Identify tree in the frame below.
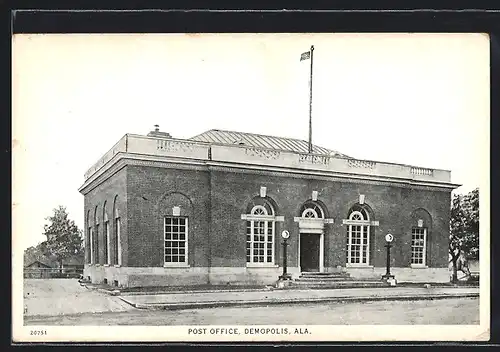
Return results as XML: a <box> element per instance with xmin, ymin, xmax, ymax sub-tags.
<box><xmin>23</xmin><ymin>242</ymin><xmax>54</xmax><ymax>267</ymax></box>
<box><xmin>449</xmin><ymin>188</ymin><xmax>479</xmax><ymax>282</ymax></box>
<box><xmin>41</xmin><ymin>206</ymin><xmax>83</xmax><ymax>272</ymax></box>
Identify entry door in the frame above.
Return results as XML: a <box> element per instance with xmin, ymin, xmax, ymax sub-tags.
<box><xmin>300</xmin><ymin>234</ymin><xmax>320</xmax><ymax>272</ymax></box>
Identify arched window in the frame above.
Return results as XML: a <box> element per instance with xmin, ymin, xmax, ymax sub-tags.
<box><xmin>410</xmin><ymin>208</ymin><xmax>431</xmax><ymax>267</ymax></box>
<box><xmin>300</xmin><ymin>201</ymin><xmax>324</xmax><ymax>219</ymax></box>
<box><xmin>86</xmin><ymin>210</ymin><xmax>92</xmax><ymax>264</ymax></box>
<box><xmin>113</xmin><ymin>196</ymin><xmax>122</xmax><ymax>266</ymax></box>
<box><xmin>94</xmin><ymin>206</ymin><xmax>99</xmax><ymax>264</ymax></box>
<box><xmin>103</xmin><ymin>201</ymin><xmax>110</xmax><ymax>265</ymax></box>
<box><xmin>346</xmin><ymin>204</ymin><xmax>371</xmax><ymax>265</ymax></box>
<box><xmin>411</xmin><ymin>228</ymin><xmax>427</xmax><ymax>266</ymax></box>
<box><xmin>245</xmin><ymin>198</ymin><xmax>276</xmax><ymax>265</ymax></box>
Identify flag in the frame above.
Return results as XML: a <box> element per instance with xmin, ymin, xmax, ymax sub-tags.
<box><xmin>300</xmin><ymin>51</ymin><xmax>310</xmax><ymax>61</ymax></box>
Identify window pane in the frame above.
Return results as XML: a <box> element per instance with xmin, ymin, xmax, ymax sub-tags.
<box><xmin>411</xmin><ymin>228</ymin><xmax>426</xmax><ymax>265</ymax></box>
<box><xmin>165</xmin><ymin>216</ymin><xmax>188</xmax><ymax>264</ymax></box>
<box><xmin>246</xmin><ymin>214</ymin><xmax>273</xmax><ymax>264</ymax></box>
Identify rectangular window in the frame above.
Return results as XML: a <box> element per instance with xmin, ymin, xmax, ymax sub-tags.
<box><xmin>164</xmin><ymin>217</ymin><xmax>188</xmax><ymax>265</ymax></box>
<box><xmin>411</xmin><ymin>228</ymin><xmax>427</xmax><ymax>266</ymax></box>
<box><xmin>346</xmin><ymin>225</ymin><xmax>370</xmax><ymax>265</ymax></box>
<box><xmin>246</xmin><ymin>220</ymin><xmax>274</xmax><ymax>264</ymax></box>
<box><xmin>105</xmin><ymin>221</ymin><xmax>110</xmax><ymax>265</ymax></box>
<box><xmin>89</xmin><ymin>227</ymin><xmax>93</xmax><ymax>264</ymax></box>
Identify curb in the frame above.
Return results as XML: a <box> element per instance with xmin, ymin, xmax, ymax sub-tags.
<box><xmin>119</xmin><ymin>288</ymin><xmax>273</xmax><ymax>296</ymax></box>
<box><xmin>120</xmin><ymin>292</ymin><xmax>479</xmax><ymax>311</ymax></box>
<box><xmin>86</xmin><ymin>284</ymin><xmax>479</xmax><ymax>296</ymax></box>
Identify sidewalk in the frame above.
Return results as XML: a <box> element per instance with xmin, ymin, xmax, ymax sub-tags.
<box><xmin>119</xmin><ymin>286</ymin><xmax>479</xmax><ymax>310</ymax></box>
<box><xmin>23</xmin><ymin>279</ymin><xmax>133</xmax><ymax>317</ymax></box>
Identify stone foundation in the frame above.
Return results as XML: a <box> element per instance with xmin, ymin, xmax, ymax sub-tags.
<box><xmin>344</xmin><ymin>266</ymin><xmax>450</xmax><ymax>283</ymax></box>
<box><xmin>84</xmin><ymin>264</ymin><xmax>302</xmax><ymax>288</ymax></box>
<box><xmin>84</xmin><ymin>264</ymin><xmax>449</xmax><ymax>288</ymax></box>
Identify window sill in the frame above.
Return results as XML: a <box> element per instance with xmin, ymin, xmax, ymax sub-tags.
<box><xmin>246</xmin><ymin>263</ymin><xmax>278</xmax><ymax>268</ymax></box>
<box><xmin>104</xmin><ymin>264</ymin><xmax>110</xmax><ymax>267</ymax></box>
<box><xmin>164</xmin><ymin>264</ymin><xmax>190</xmax><ymax>268</ymax></box>
<box><xmin>95</xmin><ymin>264</ymin><xmax>101</xmax><ymax>267</ymax></box>
<box><xmin>410</xmin><ymin>264</ymin><xmax>428</xmax><ymax>269</ymax></box>
<box><xmin>114</xmin><ymin>265</ymin><xmax>121</xmax><ymax>268</ymax></box>
<box><xmin>345</xmin><ymin>264</ymin><xmax>374</xmax><ymax>268</ymax></box>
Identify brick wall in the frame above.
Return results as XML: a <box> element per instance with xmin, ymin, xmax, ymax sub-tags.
<box><xmin>126</xmin><ymin>165</ymin><xmax>211</xmax><ymax>268</ymax></box>
<box><xmin>84</xmin><ymin>166</ymin><xmax>128</xmax><ymax>268</ymax></box>
<box><xmin>207</xmin><ymin>169</ymin><xmax>450</xmax><ymax>269</ymax></box>
<box><xmin>84</xmin><ymin>163</ymin><xmax>451</xmax><ymax>281</ymax></box>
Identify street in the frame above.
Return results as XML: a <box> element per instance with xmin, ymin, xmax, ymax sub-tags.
<box><xmin>24</xmin><ymin>297</ymin><xmax>479</xmax><ymax>326</ymax></box>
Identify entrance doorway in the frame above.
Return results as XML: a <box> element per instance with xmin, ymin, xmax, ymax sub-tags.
<box><xmin>300</xmin><ymin>233</ymin><xmax>320</xmax><ymax>272</ymax></box>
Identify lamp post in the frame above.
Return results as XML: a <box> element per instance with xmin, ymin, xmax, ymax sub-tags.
<box><xmin>382</xmin><ymin>233</ymin><xmax>395</xmax><ymax>281</ymax></box>
<box><xmin>279</xmin><ymin>230</ymin><xmax>292</xmax><ymax>281</ymax></box>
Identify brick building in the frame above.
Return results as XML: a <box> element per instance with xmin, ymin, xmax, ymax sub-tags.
<box><xmin>79</xmin><ymin>126</ymin><xmax>459</xmax><ymax>288</ymax></box>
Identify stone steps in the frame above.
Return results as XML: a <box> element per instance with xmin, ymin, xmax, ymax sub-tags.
<box><xmin>290</xmin><ymin>280</ymin><xmax>389</xmax><ymax>289</ymax></box>
<box><xmin>295</xmin><ymin>277</ymin><xmax>354</xmax><ymax>282</ymax></box>
<box><xmin>299</xmin><ymin>272</ymin><xmax>350</xmax><ymax>277</ymax></box>
<box><xmin>292</xmin><ymin>271</ymin><xmax>389</xmax><ymax>289</ymax></box>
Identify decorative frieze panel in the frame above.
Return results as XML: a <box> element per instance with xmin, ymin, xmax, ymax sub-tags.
<box><xmin>298</xmin><ymin>154</ymin><xmax>330</xmax><ymax>165</ymax></box>
<box><xmin>411</xmin><ymin>167</ymin><xmax>433</xmax><ymax>176</ymax></box>
<box><xmin>244</xmin><ymin>148</ymin><xmax>281</xmax><ymax>160</ymax></box>
<box><xmin>157</xmin><ymin>140</ymin><xmax>196</xmax><ymax>153</ymax></box>
<box><xmin>347</xmin><ymin>159</ymin><xmax>376</xmax><ymax>169</ymax></box>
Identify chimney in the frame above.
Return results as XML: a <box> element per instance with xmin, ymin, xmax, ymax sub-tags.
<box><xmin>147</xmin><ymin>124</ymin><xmax>172</xmax><ymax>138</ymax></box>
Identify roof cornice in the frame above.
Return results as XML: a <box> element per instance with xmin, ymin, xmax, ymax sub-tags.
<box><xmin>78</xmin><ymin>153</ymin><xmax>460</xmax><ymax>195</ymax></box>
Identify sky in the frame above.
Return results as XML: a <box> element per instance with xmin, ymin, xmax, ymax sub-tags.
<box><xmin>12</xmin><ymin>33</ymin><xmax>490</xmax><ymax>250</ymax></box>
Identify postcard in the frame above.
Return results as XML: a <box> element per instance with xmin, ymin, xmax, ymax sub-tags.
<box><xmin>12</xmin><ymin>32</ymin><xmax>490</xmax><ymax>342</ymax></box>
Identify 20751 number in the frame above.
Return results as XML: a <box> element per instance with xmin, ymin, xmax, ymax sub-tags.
<box><xmin>30</xmin><ymin>330</ymin><xmax>47</xmax><ymax>335</ymax></box>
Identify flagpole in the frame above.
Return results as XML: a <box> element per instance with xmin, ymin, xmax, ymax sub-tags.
<box><xmin>308</xmin><ymin>45</ymin><xmax>314</xmax><ymax>154</ymax></box>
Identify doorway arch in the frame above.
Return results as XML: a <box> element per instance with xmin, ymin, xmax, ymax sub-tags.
<box><xmin>295</xmin><ymin>200</ymin><xmax>333</xmax><ymax>273</ymax></box>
